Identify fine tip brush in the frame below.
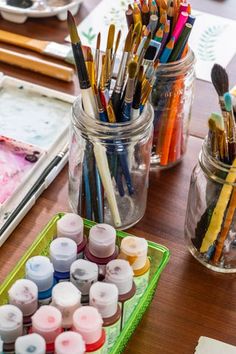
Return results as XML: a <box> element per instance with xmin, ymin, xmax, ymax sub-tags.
<box><xmin>111</xmin><ymin>29</ymin><xmax>121</xmax><ymax>79</ymax></box>
<box><xmin>224</xmin><ymin>92</ymin><xmax>236</xmax><ymax>163</ymax></box>
<box><xmin>105</xmin><ymin>24</ymin><xmax>115</xmax><ymax>87</ymax></box>
<box><xmin>132</xmin><ymin>65</ymin><xmax>144</xmax><ymax>119</ymax></box>
<box><xmin>95</xmin><ymin>32</ymin><xmax>101</xmax><ymax>85</ymax></box>
<box><xmin>208</xmin><ymin>116</ymin><xmax>219</xmax><ymax>159</ymax></box>
<box><xmin>121</xmin><ymin>60</ymin><xmax>138</xmax><ymax>122</ymax></box>
<box><xmin>211</xmin><ymin>112</ymin><xmax>228</xmax><ymax>163</ymax></box>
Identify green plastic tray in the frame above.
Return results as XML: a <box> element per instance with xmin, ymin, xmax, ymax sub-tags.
<box><xmin>0</xmin><ymin>213</ymin><xmax>170</xmax><ymax>354</ymax></box>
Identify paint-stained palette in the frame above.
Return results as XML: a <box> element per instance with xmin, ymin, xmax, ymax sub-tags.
<box><xmin>0</xmin><ymin>73</ymin><xmax>75</xmax><ymax>246</ymax></box>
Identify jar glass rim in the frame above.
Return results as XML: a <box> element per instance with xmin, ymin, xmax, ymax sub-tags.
<box><xmin>156</xmin><ymin>47</ymin><xmax>195</xmax><ymax>71</ymax></box>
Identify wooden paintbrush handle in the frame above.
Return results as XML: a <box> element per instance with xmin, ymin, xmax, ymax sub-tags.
<box><xmin>0</xmin><ymin>30</ymin><xmax>49</xmax><ymax>53</ymax></box>
<box><xmin>0</xmin><ymin>48</ymin><xmax>74</xmax><ymax>82</ymax></box>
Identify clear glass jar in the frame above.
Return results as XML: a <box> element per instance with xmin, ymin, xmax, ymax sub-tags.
<box><xmin>69</xmin><ymin>96</ymin><xmax>154</xmax><ymax>230</ymax></box>
<box><xmin>185</xmin><ymin>138</ymin><xmax>236</xmax><ymax>272</ymax></box>
<box><xmin>151</xmin><ymin>49</ymin><xmax>196</xmax><ymax>168</ymax></box>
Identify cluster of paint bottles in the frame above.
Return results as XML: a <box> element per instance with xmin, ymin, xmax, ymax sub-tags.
<box><xmin>0</xmin><ymin>213</ymin><xmax>150</xmax><ymax>354</ymax></box>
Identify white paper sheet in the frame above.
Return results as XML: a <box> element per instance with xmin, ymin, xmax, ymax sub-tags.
<box><xmin>65</xmin><ymin>2</ymin><xmax>236</xmax><ymax>82</ymax></box>
<box><xmin>195</xmin><ymin>336</ymin><xmax>236</xmax><ymax>354</ymax></box>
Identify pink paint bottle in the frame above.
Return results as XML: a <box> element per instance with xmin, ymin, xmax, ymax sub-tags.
<box><xmin>55</xmin><ymin>331</ymin><xmax>85</xmax><ymax>354</ymax></box>
<box><xmin>84</xmin><ymin>224</ymin><xmax>118</xmax><ymax>280</ymax></box>
<box><xmin>120</xmin><ymin>236</ymin><xmax>150</xmax><ymax>300</ymax></box>
<box><xmin>0</xmin><ymin>304</ymin><xmax>23</xmax><ymax>353</ymax></box>
<box><xmin>8</xmin><ymin>279</ymin><xmax>38</xmax><ymax>333</ymax></box>
<box><xmin>15</xmin><ymin>333</ymin><xmax>46</xmax><ymax>354</ymax></box>
<box><xmin>72</xmin><ymin>306</ymin><xmax>106</xmax><ymax>353</ymax></box>
<box><xmin>90</xmin><ymin>282</ymin><xmax>121</xmax><ymax>350</ymax></box>
<box><xmin>70</xmin><ymin>259</ymin><xmax>98</xmax><ymax>305</ymax></box>
<box><xmin>31</xmin><ymin>305</ymin><xmax>62</xmax><ymax>354</ymax></box>
<box><xmin>105</xmin><ymin>259</ymin><xmax>136</xmax><ymax>329</ymax></box>
<box><xmin>57</xmin><ymin>213</ymin><xmax>87</xmax><ymax>259</ymax></box>
<box><xmin>51</xmin><ymin>282</ymin><xmax>81</xmax><ymax>329</ymax></box>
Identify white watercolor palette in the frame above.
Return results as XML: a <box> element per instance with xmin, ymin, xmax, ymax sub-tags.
<box><xmin>0</xmin><ymin>72</ymin><xmax>75</xmax><ymax>246</ymax></box>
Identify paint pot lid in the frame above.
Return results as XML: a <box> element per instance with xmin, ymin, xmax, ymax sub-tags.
<box><xmin>50</xmin><ymin>237</ymin><xmax>77</xmax><ymax>273</ymax></box>
<box><xmin>32</xmin><ymin>306</ymin><xmax>62</xmax><ymax>333</ymax></box>
<box><xmin>52</xmin><ymin>282</ymin><xmax>81</xmax><ymax>308</ymax></box>
<box><xmin>25</xmin><ymin>256</ymin><xmax>54</xmax><ymax>292</ymax></box>
<box><xmin>15</xmin><ymin>333</ymin><xmax>46</xmax><ymax>354</ymax></box>
<box><xmin>57</xmin><ymin>213</ymin><xmax>84</xmax><ymax>245</ymax></box>
<box><xmin>8</xmin><ymin>279</ymin><xmax>38</xmax><ymax>316</ymax></box>
<box><xmin>55</xmin><ymin>331</ymin><xmax>85</xmax><ymax>354</ymax></box>
<box><xmin>89</xmin><ymin>282</ymin><xmax>118</xmax><ymax>319</ymax></box>
<box><xmin>73</xmin><ymin>306</ymin><xmax>103</xmax><ymax>345</ymax></box>
<box><xmin>120</xmin><ymin>236</ymin><xmax>148</xmax><ymax>270</ymax></box>
<box><xmin>70</xmin><ymin>259</ymin><xmax>98</xmax><ymax>283</ymax></box>
<box><xmin>0</xmin><ymin>304</ymin><xmax>23</xmax><ymax>343</ymax></box>
<box><xmin>89</xmin><ymin>224</ymin><xmax>116</xmax><ymax>258</ymax></box>
<box><xmin>105</xmin><ymin>259</ymin><xmax>133</xmax><ymax>295</ymax></box>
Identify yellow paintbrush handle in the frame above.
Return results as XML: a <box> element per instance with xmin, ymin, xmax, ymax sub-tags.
<box><xmin>200</xmin><ymin>158</ymin><xmax>236</xmax><ymax>253</ymax></box>
<box><xmin>0</xmin><ymin>48</ymin><xmax>74</xmax><ymax>82</ymax></box>
<box><xmin>0</xmin><ymin>30</ymin><xmax>48</xmax><ymax>53</ymax></box>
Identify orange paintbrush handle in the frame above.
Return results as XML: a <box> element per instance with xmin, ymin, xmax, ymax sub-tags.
<box><xmin>0</xmin><ymin>30</ymin><xmax>49</xmax><ymax>53</ymax></box>
<box><xmin>213</xmin><ymin>188</ymin><xmax>236</xmax><ymax>263</ymax></box>
<box><xmin>0</xmin><ymin>48</ymin><xmax>74</xmax><ymax>82</ymax></box>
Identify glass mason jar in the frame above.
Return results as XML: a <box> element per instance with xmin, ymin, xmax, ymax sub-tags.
<box><xmin>151</xmin><ymin>49</ymin><xmax>196</xmax><ymax>168</ymax></box>
<box><xmin>185</xmin><ymin>138</ymin><xmax>236</xmax><ymax>272</ymax></box>
<box><xmin>69</xmin><ymin>96</ymin><xmax>154</xmax><ymax>230</ymax></box>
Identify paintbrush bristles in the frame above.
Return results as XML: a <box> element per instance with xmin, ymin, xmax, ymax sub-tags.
<box><xmin>67</xmin><ymin>11</ymin><xmax>80</xmax><ymax>45</ymax></box>
<box><xmin>211</xmin><ymin>64</ymin><xmax>229</xmax><ymax>97</ymax></box>
<box><xmin>124</xmin><ymin>27</ymin><xmax>134</xmax><ymax>52</ymax></box>
<box><xmin>128</xmin><ymin>60</ymin><xmax>137</xmax><ymax>79</ymax></box>
<box><xmin>107</xmin><ymin>24</ymin><xmax>115</xmax><ymax>50</ymax></box>
<box><xmin>96</xmin><ymin>32</ymin><xmax>101</xmax><ymax>50</ymax></box>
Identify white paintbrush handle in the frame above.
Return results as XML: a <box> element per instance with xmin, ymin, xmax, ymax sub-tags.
<box><xmin>94</xmin><ymin>143</ymin><xmax>121</xmax><ymax>227</ymax></box>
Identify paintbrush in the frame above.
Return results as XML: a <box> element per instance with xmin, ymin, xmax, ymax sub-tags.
<box><xmin>211</xmin><ymin>63</ymin><xmax>229</xmax><ymax>114</ymax></box>
<box><xmin>99</xmin><ymin>54</ymin><xmax>110</xmax><ymax>106</ymax></box>
<box><xmin>95</xmin><ymin>32</ymin><xmax>101</xmax><ymax>85</ymax></box>
<box><xmin>136</xmin><ymin>32</ymin><xmax>152</xmax><ymax>71</ymax></box>
<box><xmin>105</xmin><ymin>24</ymin><xmax>115</xmax><ymax>87</ymax></box>
<box><xmin>121</xmin><ymin>60</ymin><xmax>138</xmax><ymax>122</ymax></box>
<box><xmin>208</xmin><ymin>116</ymin><xmax>219</xmax><ymax>159</ymax></box>
<box><xmin>67</xmin><ymin>11</ymin><xmax>97</xmax><ymax>117</ymax></box>
<box><xmin>132</xmin><ymin>65</ymin><xmax>144</xmax><ymax>119</ymax></box>
<box><xmin>212</xmin><ymin>112</ymin><xmax>229</xmax><ymax>163</ymax></box>
<box><xmin>0</xmin><ymin>30</ymin><xmax>75</xmax><ymax>64</ymax></box>
<box><xmin>94</xmin><ymin>84</ymin><xmax>108</xmax><ymax>122</ymax></box>
<box><xmin>111</xmin><ymin>27</ymin><xmax>133</xmax><ymax>117</ymax></box>
<box><xmin>224</xmin><ymin>93</ymin><xmax>236</xmax><ymax>163</ymax></box>
<box><xmin>111</xmin><ymin>30</ymin><xmax>121</xmax><ymax>78</ymax></box>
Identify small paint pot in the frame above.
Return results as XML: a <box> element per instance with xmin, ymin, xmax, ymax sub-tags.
<box><xmin>84</xmin><ymin>224</ymin><xmax>118</xmax><ymax>279</ymax></box>
<box><xmin>15</xmin><ymin>333</ymin><xmax>46</xmax><ymax>354</ymax></box>
<box><xmin>0</xmin><ymin>304</ymin><xmax>23</xmax><ymax>353</ymax></box>
<box><xmin>105</xmin><ymin>259</ymin><xmax>136</xmax><ymax>329</ymax></box>
<box><xmin>70</xmin><ymin>259</ymin><xmax>98</xmax><ymax>305</ymax></box>
<box><xmin>25</xmin><ymin>256</ymin><xmax>55</xmax><ymax>306</ymax></box>
<box><xmin>31</xmin><ymin>305</ymin><xmax>62</xmax><ymax>354</ymax></box>
<box><xmin>120</xmin><ymin>236</ymin><xmax>150</xmax><ymax>298</ymax></box>
<box><xmin>57</xmin><ymin>213</ymin><xmax>87</xmax><ymax>259</ymax></box>
<box><xmin>50</xmin><ymin>238</ymin><xmax>77</xmax><ymax>282</ymax></box>
<box><xmin>72</xmin><ymin>306</ymin><xmax>106</xmax><ymax>353</ymax></box>
<box><xmin>8</xmin><ymin>279</ymin><xmax>38</xmax><ymax>333</ymax></box>
<box><xmin>90</xmin><ymin>282</ymin><xmax>121</xmax><ymax>350</ymax></box>
<box><xmin>55</xmin><ymin>331</ymin><xmax>85</xmax><ymax>354</ymax></box>
<box><xmin>51</xmin><ymin>282</ymin><xmax>81</xmax><ymax>329</ymax></box>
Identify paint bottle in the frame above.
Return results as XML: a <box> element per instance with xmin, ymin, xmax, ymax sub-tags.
<box><xmin>31</xmin><ymin>305</ymin><xmax>62</xmax><ymax>354</ymax></box>
<box><xmin>90</xmin><ymin>282</ymin><xmax>121</xmax><ymax>350</ymax></box>
<box><xmin>25</xmin><ymin>256</ymin><xmax>55</xmax><ymax>305</ymax></box>
<box><xmin>55</xmin><ymin>331</ymin><xmax>85</xmax><ymax>354</ymax></box>
<box><xmin>8</xmin><ymin>279</ymin><xmax>38</xmax><ymax>333</ymax></box>
<box><xmin>119</xmin><ymin>236</ymin><xmax>150</xmax><ymax>299</ymax></box>
<box><xmin>0</xmin><ymin>304</ymin><xmax>23</xmax><ymax>353</ymax></box>
<box><xmin>51</xmin><ymin>282</ymin><xmax>81</xmax><ymax>329</ymax></box>
<box><xmin>105</xmin><ymin>259</ymin><xmax>136</xmax><ymax>329</ymax></box>
<box><xmin>57</xmin><ymin>213</ymin><xmax>87</xmax><ymax>259</ymax></box>
<box><xmin>70</xmin><ymin>259</ymin><xmax>98</xmax><ymax>305</ymax></box>
<box><xmin>72</xmin><ymin>306</ymin><xmax>106</xmax><ymax>353</ymax></box>
<box><xmin>50</xmin><ymin>237</ymin><xmax>77</xmax><ymax>282</ymax></box>
<box><xmin>84</xmin><ymin>224</ymin><xmax>118</xmax><ymax>279</ymax></box>
<box><xmin>15</xmin><ymin>333</ymin><xmax>46</xmax><ymax>354</ymax></box>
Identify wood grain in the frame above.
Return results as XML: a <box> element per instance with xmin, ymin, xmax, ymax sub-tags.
<box><xmin>0</xmin><ymin>1</ymin><xmax>236</xmax><ymax>353</ymax></box>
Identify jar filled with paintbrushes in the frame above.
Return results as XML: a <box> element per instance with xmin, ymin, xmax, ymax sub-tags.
<box><xmin>69</xmin><ymin>97</ymin><xmax>153</xmax><ymax>229</ymax></box>
<box><xmin>185</xmin><ymin>64</ymin><xmax>236</xmax><ymax>271</ymax></box>
<box><xmin>124</xmin><ymin>0</ymin><xmax>196</xmax><ymax>168</ymax></box>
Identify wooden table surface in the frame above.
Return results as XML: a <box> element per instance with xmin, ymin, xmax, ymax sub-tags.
<box><xmin>1</xmin><ymin>1</ymin><xmax>236</xmax><ymax>353</ymax></box>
